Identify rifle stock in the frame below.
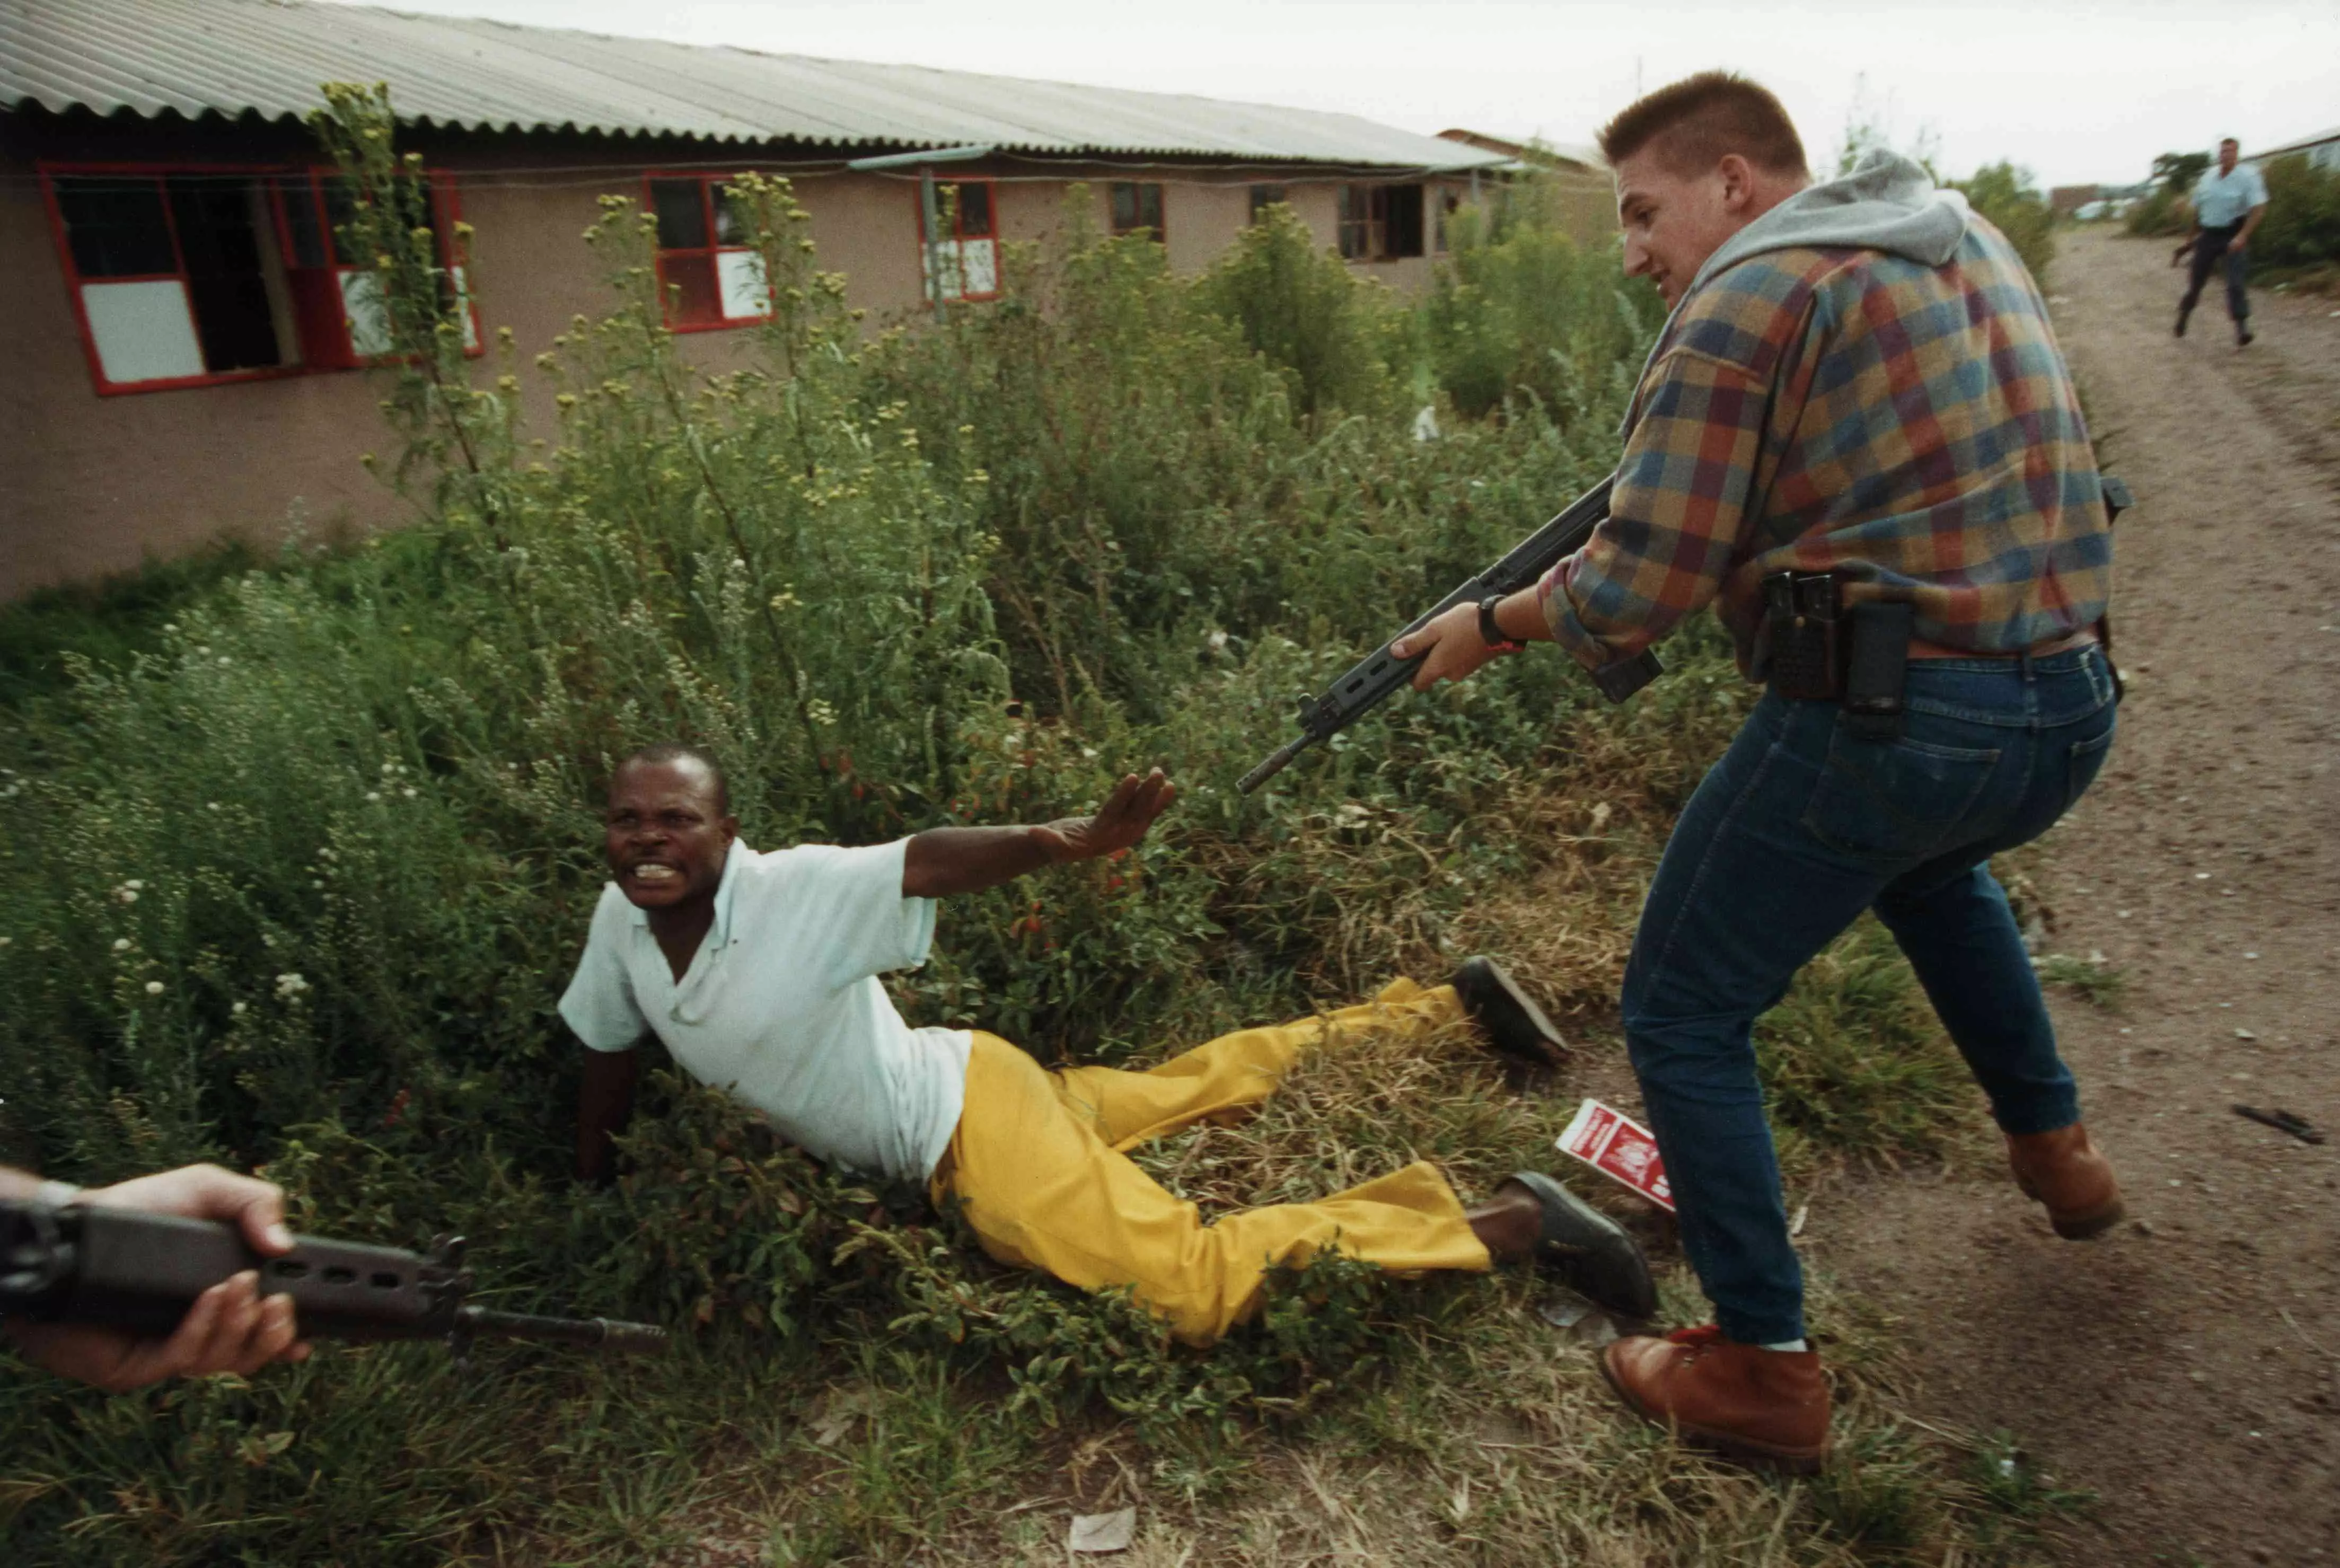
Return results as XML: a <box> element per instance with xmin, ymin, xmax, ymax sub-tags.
<box><xmin>1237</xmin><ymin>474</ymin><xmax>1659</xmax><ymax>794</ymax></box>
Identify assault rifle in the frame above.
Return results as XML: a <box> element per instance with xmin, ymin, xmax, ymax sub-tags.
<box><xmin>0</xmin><ymin>1197</ymin><xmax>666</xmax><ymax>1358</ymax></box>
<box><xmin>1238</xmin><ymin>474</ymin><xmax>1661</xmax><ymax>794</ymax></box>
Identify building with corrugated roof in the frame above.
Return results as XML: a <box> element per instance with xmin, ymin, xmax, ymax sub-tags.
<box><xmin>1</xmin><ymin>0</ymin><xmax>1506</xmax><ymax>596</ymax></box>
<box><xmin>2242</xmin><ymin>123</ymin><xmax>2340</xmax><ymax>174</ymax></box>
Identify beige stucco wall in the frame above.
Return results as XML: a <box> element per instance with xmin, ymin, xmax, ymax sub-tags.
<box><xmin>1</xmin><ymin>112</ymin><xmax>1495</xmax><ymax>600</ymax></box>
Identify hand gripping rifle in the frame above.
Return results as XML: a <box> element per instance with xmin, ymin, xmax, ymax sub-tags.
<box><xmin>1</xmin><ymin>1197</ymin><xmax>667</xmax><ymax>1359</ymax></box>
<box><xmin>1238</xmin><ymin>474</ymin><xmax>1662</xmax><ymax>794</ymax></box>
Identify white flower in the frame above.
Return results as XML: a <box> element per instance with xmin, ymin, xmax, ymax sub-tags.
<box><xmin>311</xmin><ymin>879</ymin><xmax>324</xmax><ymax>890</ymax></box>
<box><xmin>217</xmin><ymin>656</ymin><xmax>232</xmax><ymax>666</ymax></box>
<box><xmin>124</xmin><ymin>879</ymin><xmax>144</xmax><ymax>892</ymax></box>
<box><xmin>318</xmin><ymin>848</ymin><xmax>336</xmax><ymax>860</ymax></box>
<box><xmin>0</xmin><ymin>936</ymin><xmax>12</xmax><ymax>947</ymax></box>
<box><xmin>402</xmin><ymin>787</ymin><xmax>417</xmax><ymax>799</ymax></box>
<box><xmin>275</xmin><ymin>973</ymin><xmax>310</xmax><ymax>998</ymax></box>
<box><xmin>381</xmin><ymin>762</ymin><xmax>397</xmax><ymax>776</ymax></box>
<box><xmin>116</xmin><ymin>886</ymin><xmax>139</xmax><ymax>904</ymax></box>
<box><xmin>366</xmin><ymin>791</ymin><xmax>382</xmax><ymax>803</ymax></box>
<box><xmin>144</xmin><ymin>980</ymin><xmax>164</xmax><ymax>995</ymax></box>
<box><xmin>207</xmin><ymin>801</ymin><xmax>222</xmax><ymax>812</ymax></box>
<box><xmin>232</xmin><ymin>1001</ymin><xmax>248</xmax><ymax>1016</ymax></box>
<box><xmin>112</xmin><ymin>938</ymin><xmax>131</xmax><ymax>952</ymax></box>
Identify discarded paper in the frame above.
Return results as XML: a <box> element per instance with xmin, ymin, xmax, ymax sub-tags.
<box><xmin>1070</xmin><ymin>1507</ymin><xmax>1137</xmax><ymax>1554</ymax></box>
<box><xmin>1556</xmin><ymin>1099</ymin><xmax>1674</xmax><ymax>1211</ymax></box>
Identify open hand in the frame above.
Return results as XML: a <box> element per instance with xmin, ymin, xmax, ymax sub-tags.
<box><xmin>6</xmin><ymin>1165</ymin><xmax>312</xmax><ymax>1391</ymax></box>
<box><xmin>1392</xmin><ymin>602</ymin><xmax>1520</xmax><ymax>691</ymax></box>
<box><xmin>1033</xmin><ymin>769</ymin><xmax>1175</xmax><ymax>863</ymax></box>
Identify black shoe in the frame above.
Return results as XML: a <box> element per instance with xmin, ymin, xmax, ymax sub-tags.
<box><xmin>1501</xmin><ymin>1170</ymin><xmax>1659</xmax><ymax>1322</ymax></box>
<box><xmin>1453</xmin><ymin>957</ymin><xmax>1566</xmax><ymax>1069</ymax></box>
<box><xmin>2238</xmin><ymin>327</ymin><xmax>2255</xmax><ymax>347</ymax></box>
<box><xmin>2174</xmin><ymin>305</ymin><xmax>2190</xmax><ymax>338</ymax></box>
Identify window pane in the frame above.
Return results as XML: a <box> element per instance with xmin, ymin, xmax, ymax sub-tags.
<box><xmin>1385</xmin><ymin>184</ymin><xmax>1425</xmax><ymax>258</ymax></box>
<box><xmin>54</xmin><ymin>177</ymin><xmax>178</xmax><ymax>277</ymax></box>
<box><xmin>166</xmin><ymin>177</ymin><xmax>285</xmax><ymax>372</ymax></box>
<box><xmin>951</xmin><ymin>181</ymin><xmax>993</xmax><ymax>239</ymax></box>
<box><xmin>276</xmin><ymin>177</ymin><xmax>329</xmax><ymax>268</ymax></box>
<box><xmin>1111</xmin><ymin>182</ymin><xmax>1138</xmax><ymax>231</ymax></box>
<box><xmin>659</xmin><ymin>251</ymin><xmax>722</xmax><ymax>325</ymax></box>
<box><xmin>712</xmin><ymin>184</ymin><xmax>751</xmax><ymax>246</ymax></box>
<box><xmin>1248</xmin><ymin>184</ymin><xmax>1286</xmax><ymax>221</ymax></box>
<box><xmin>1140</xmin><ymin>183</ymin><xmax>1163</xmax><ymax>232</ymax></box>
<box><xmin>650</xmin><ymin>179</ymin><xmax>709</xmax><ymax>250</ymax></box>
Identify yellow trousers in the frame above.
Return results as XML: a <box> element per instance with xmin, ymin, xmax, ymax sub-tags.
<box><xmin>929</xmin><ymin>977</ymin><xmax>1492</xmax><ymax>1345</ymax></box>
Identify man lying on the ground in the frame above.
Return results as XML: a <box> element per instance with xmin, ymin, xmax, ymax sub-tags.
<box><xmin>561</xmin><ymin>744</ymin><xmax>1655</xmax><ymax>1344</ymax></box>
<box><xmin>1</xmin><ymin>1162</ymin><xmax>311</xmax><ymax>1390</ymax></box>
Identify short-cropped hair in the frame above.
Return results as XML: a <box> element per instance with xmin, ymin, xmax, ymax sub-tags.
<box><xmin>615</xmin><ymin>743</ymin><xmax>731</xmax><ymax>814</ymax></box>
<box><xmin>1598</xmin><ymin>72</ymin><xmax>1810</xmax><ymax>179</ymax></box>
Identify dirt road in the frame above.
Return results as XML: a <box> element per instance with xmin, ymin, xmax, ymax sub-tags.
<box><xmin>1828</xmin><ymin>227</ymin><xmax>2340</xmax><ymax>1565</ymax></box>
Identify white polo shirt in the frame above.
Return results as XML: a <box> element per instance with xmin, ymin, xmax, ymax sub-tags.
<box><xmin>557</xmin><ymin>837</ymin><xmax>971</xmax><ymax>1183</ymax></box>
<box><xmin>2194</xmin><ymin>162</ymin><xmax>2269</xmax><ymax>229</ymax></box>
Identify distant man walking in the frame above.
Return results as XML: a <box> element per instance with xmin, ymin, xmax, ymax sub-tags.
<box><xmin>1394</xmin><ymin>72</ymin><xmax>2122</xmax><ymax>1472</ymax></box>
<box><xmin>2174</xmin><ymin>137</ymin><xmax>2269</xmax><ymax>345</ymax></box>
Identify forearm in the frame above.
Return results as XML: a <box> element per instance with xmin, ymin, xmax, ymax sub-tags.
<box><xmin>2236</xmin><ymin>204</ymin><xmax>2267</xmax><ymax>245</ymax></box>
<box><xmin>901</xmin><ymin>825</ymin><xmax>1055</xmax><ymax>899</ymax></box>
<box><xmin>575</xmin><ymin>1046</ymin><xmax>641</xmax><ymax>1182</ymax></box>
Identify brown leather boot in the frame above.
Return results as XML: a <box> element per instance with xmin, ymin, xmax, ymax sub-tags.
<box><xmin>1599</xmin><ymin>1327</ymin><xmax>1829</xmax><ymax>1473</ymax></box>
<box><xmin>2006</xmin><ymin>1122</ymin><xmax>2125</xmax><ymax>1239</ymax></box>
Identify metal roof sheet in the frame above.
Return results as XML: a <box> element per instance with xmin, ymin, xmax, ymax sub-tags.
<box><xmin>0</xmin><ymin>0</ymin><xmax>1507</xmax><ymax>171</ymax></box>
<box><xmin>2248</xmin><ymin>123</ymin><xmax>2340</xmax><ymax>160</ymax></box>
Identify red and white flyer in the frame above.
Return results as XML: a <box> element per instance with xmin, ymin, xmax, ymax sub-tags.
<box><xmin>1555</xmin><ymin>1099</ymin><xmax>1674</xmax><ymax>1212</ymax></box>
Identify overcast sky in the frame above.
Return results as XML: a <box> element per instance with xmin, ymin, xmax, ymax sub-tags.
<box><xmin>337</xmin><ymin>0</ymin><xmax>2338</xmax><ymax>189</ymax></box>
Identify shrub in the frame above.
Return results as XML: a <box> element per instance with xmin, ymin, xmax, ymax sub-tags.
<box><xmin>1957</xmin><ymin>162</ymin><xmax>2056</xmax><ymax>281</ymax></box>
<box><xmin>2250</xmin><ymin>152</ymin><xmax>2340</xmax><ymax>271</ymax></box>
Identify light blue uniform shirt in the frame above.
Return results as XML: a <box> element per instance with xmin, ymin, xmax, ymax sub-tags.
<box><xmin>2194</xmin><ymin>163</ymin><xmax>2269</xmax><ymax>229</ymax></box>
<box><xmin>558</xmin><ymin>837</ymin><xmax>971</xmax><ymax>1183</ymax></box>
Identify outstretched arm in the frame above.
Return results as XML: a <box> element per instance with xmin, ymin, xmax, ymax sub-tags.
<box><xmin>901</xmin><ymin>769</ymin><xmax>1175</xmax><ymax>898</ymax></box>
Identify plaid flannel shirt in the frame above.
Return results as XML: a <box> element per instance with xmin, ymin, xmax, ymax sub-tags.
<box><xmin>1539</xmin><ymin>215</ymin><xmax>2112</xmax><ymax>674</ymax></box>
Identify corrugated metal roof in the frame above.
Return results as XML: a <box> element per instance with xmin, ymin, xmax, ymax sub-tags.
<box><xmin>2248</xmin><ymin>123</ymin><xmax>2340</xmax><ymax>160</ymax></box>
<box><xmin>0</xmin><ymin>0</ymin><xmax>1506</xmax><ymax>171</ymax></box>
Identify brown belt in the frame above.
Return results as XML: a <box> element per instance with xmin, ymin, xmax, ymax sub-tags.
<box><xmin>1907</xmin><ymin>628</ymin><xmax>2099</xmax><ymax>661</ymax></box>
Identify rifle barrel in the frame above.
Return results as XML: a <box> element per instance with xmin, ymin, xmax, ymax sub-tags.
<box><xmin>460</xmin><ymin>1306</ymin><xmax>668</xmax><ymax>1354</ymax></box>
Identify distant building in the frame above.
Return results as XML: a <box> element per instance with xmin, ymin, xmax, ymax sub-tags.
<box><xmin>0</xmin><ymin>0</ymin><xmax>1503</xmax><ymax>597</ymax></box>
<box><xmin>2244</xmin><ymin>124</ymin><xmax>2340</xmax><ymax>174</ymax></box>
<box><xmin>2049</xmin><ymin>184</ymin><xmax>2101</xmax><ymax>218</ymax></box>
<box><xmin>1434</xmin><ymin>129</ymin><xmax>1617</xmax><ymax>249</ymax></box>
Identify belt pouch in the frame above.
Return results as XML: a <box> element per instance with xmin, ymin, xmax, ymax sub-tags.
<box><xmin>1762</xmin><ymin>571</ymin><xmax>1843</xmax><ymax>700</ymax></box>
<box><xmin>1842</xmin><ymin>601</ymin><xmax>1914</xmax><ymax>741</ymax></box>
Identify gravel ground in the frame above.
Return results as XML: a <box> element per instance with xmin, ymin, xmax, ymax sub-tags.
<box><xmin>1825</xmin><ymin>226</ymin><xmax>2340</xmax><ymax>1567</ymax></box>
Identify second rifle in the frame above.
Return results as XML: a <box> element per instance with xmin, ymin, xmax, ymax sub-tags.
<box><xmin>1238</xmin><ymin>474</ymin><xmax>1660</xmax><ymax>794</ymax></box>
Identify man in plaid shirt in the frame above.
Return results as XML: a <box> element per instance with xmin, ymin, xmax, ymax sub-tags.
<box><xmin>1397</xmin><ymin>73</ymin><xmax>2124</xmax><ymax>1472</ymax></box>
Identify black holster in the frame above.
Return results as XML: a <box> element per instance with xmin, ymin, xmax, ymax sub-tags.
<box><xmin>1759</xmin><ymin>571</ymin><xmax>1912</xmax><ymax>740</ymax></box>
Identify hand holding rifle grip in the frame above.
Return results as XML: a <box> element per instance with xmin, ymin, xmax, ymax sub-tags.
<box><xmin>1</xmin><ymin>1198</ymin><xmax>666</xmax><ymax>1359</ymax></box>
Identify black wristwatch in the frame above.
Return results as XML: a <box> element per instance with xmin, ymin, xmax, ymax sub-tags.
<box><xmin>1477</xmin><ymin>594</ymin><xmax>1512</xmax><ymax>649</ymax></box>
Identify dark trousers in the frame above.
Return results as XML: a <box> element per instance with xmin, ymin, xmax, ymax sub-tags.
<box><xmin>2180</xmin><ymin>223</ymin><xmax>2249</xmax><ymax>327</ymax></box>
<box><xmin>1620</xmin><ymin>647</ymin><xmax>2118</xmax><ymax>1345</ymax></box>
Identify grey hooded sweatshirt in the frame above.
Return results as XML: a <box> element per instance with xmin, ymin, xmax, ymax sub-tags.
<box><xmin>1622</xmin><ymin>151</ymin><xmax>1971</xmax><ymax>430</ymax></box>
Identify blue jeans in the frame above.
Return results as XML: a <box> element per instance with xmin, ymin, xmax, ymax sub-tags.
<box><xmin>1622</xmin><ymin>645</ymin><xmax>2118</xmax><ymax>1345</ymax></box>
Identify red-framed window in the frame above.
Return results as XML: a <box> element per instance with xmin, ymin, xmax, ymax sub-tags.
<box><xmin>645</xmin><ymin>173</ymin><xmax>773</xmax><ymax>331</ymax></box>
<box><xmin>1247</xmin><ymin>184</ymin><xmax>1288</xmax><ymax>223</ymax></box>
<box><xmin>919</xmin><ymin>179</ymin><xmax>999</xmax><ymax>303</ymax></box>
<box><xmin>39</xmin><ymin>163</ymin><xmax>474</xmax><ymax>396</ymax></box>
<box><xmin>1110</xmin><ymin>181</ymin><xmax>1165</xmax><ymax>242</ymax></box>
